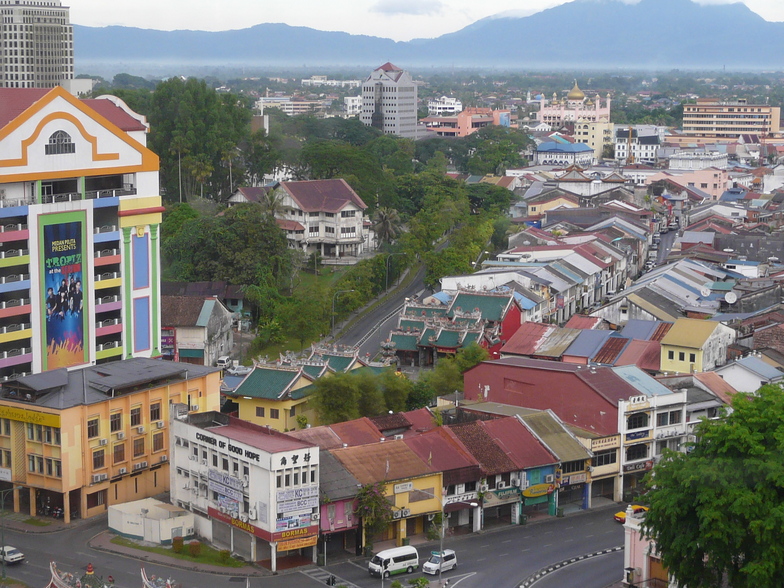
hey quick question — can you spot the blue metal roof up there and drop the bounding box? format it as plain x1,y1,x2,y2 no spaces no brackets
536,142,594,154
513,292,537,310
612,365,673,397
564,330,613,358
620,319,660,341
731,356,783,381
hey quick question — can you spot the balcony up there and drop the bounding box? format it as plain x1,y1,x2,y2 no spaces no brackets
96,318,121,329
96,294,121,306
0,223,27,233
95,271,121,282
0,248,29,259
0,274,29,284
0,198,34,209
0,347,32,369
95,248,120,258
94,224,118,234
41,192,80,205
96,341,121,351
85,187,137,199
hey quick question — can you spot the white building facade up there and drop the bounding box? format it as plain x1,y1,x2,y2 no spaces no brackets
0,0,73,88
427,96,462,116
170,412,319,572
360,62,418,139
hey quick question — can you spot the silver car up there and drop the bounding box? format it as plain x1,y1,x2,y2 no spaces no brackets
422,549,457,575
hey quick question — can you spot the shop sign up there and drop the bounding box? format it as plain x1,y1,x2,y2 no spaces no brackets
522,483,555,498
394,481,414,494
275,512,311,532
563,473,587,486
0,406,59,428
278,496,319,513
591,435,620,451
208,480,243,502
483,487,521,507
0,469,10,482
277,535,318,552
277,486,318,502
209,506,318,543
444,492,478,505
626,430,650,442
209,469,244,491
623,460,653,473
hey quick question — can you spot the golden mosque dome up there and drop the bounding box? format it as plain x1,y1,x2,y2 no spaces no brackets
567,80,585,101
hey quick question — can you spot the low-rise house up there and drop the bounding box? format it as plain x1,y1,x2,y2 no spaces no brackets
713,354,783,392
660,318,736,373
161,296,234,366
317,450,361,558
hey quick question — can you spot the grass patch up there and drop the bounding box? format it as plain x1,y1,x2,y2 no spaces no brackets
0,579,31,588
110,536,246,568
23,517,50,526
298,265,347,290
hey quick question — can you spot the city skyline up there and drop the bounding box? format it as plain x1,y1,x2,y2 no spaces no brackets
67,0,784,43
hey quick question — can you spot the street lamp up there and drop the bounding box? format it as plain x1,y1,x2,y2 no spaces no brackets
331,289,355,337
0,486,21,581
435,499,477,586
385,252,406,292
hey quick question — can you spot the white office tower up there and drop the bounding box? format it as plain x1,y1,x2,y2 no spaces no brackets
360,62,417,139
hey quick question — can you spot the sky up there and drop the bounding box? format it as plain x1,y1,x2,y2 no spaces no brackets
67,0,784,42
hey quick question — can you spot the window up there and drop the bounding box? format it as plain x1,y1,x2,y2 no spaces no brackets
0,419,10,436
44,130,75,155
678,352,685,362
625,443,648,461
256,407,265,418
276,474,282,488
26,423,42,441
133,437,145,458
153,432,164,452
290,406,296,417
627,412,649,430
309,225,319,234
113,442,125,464
86,490,106,509
110,412,122,432
130,406,142,427
93,450,105,470
667,350,674,360
689,353,696,363
341,210,356,218
150,402,161,422
561,460,584,474
592,449,617,467
270,409,280,419
222,458,229,472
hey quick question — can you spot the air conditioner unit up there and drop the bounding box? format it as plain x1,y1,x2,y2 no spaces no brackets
137,426,145,434
117,432,125,440
98,438,108,446
157,421,165,429
312,513,320,521
393,510,402,520
91,474,102,484
160,455,168,462
587,466,594,472
510,477,520,487
191,486,198,494
201,459,207,466
191,405,199,411
188,455,195,461
219,506,228,514
394,434,403,440
479,484,489,492
133,463,143,471
248,509,257,521
141,461,148,468
240,514,248,523
401,508,411,517
119,467,128,475
545,474,555,483
183,484,190,490
497,482,507,490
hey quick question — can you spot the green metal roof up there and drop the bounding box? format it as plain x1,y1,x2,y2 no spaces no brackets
399,319,425,331
391,333,419,352
322,354,355,373
290,383,316,400
448,293,511,322
234,366,300,400
408,307,448,318
353,365,392,377
434,330,462,348
302,364,328,378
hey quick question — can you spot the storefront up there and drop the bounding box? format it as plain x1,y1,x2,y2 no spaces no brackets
521,483,557,517
558,473,588,510
622,460,653,501
483,486,523,525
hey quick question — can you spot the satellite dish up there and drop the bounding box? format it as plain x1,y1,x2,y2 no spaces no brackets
700,286,711,297
725,292,738,304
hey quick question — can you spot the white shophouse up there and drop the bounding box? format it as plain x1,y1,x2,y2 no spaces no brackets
170,411,319,572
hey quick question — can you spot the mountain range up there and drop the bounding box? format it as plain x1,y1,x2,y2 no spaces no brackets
74,0,784,73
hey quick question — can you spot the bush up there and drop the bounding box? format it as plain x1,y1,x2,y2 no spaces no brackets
219,549,231,563
172,536,184,553
188,540,202,557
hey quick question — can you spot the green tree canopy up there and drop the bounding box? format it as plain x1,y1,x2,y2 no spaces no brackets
643,384,784,588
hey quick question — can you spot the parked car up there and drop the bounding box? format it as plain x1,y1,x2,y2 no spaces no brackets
422,549,458,575
0,546,24,564
215,356,231,368
226,365,252,376
614,505,649,523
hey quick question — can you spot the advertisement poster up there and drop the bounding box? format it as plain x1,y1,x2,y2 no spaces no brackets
40,212,88,370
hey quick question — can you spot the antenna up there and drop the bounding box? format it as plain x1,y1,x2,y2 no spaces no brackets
700,286,711,298
725,292,737,304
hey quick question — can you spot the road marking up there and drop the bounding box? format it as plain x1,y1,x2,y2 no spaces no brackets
498,553,509,557
521,548,530,552
502,539,512,543
347,560,367,572
586,534,595,538
476,558,487,562
480,544,490,548
449,572,477,586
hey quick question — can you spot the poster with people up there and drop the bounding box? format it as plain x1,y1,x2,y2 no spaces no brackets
41,213,87,370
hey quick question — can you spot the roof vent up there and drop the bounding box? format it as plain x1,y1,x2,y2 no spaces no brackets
380,437,385,442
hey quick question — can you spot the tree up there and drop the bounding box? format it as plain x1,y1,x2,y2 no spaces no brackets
378,370,412,413
454,342,490,373
372,207,402,245
356,482,393,551
406,380,436,410
310,372,362,424
643,385,784,588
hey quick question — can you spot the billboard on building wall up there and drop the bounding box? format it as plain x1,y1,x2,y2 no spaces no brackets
40,212,88,370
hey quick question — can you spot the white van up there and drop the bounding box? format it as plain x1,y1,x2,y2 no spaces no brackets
215,356,231,368
368,545,419,578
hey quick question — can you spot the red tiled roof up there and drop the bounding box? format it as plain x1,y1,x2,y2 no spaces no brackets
500,322,554,356
400,408,437,435
403,427,480,474
376,62,401,72
694,371,737,404
370,412,412,433
615,339,661,372
330,440,431,485
276,218,305,231
563,315,603,330
593,336,630,365
447,421,517,476
650,322,673,342
329,417,385,446
480,417,557,469
235,186,274,203
281,179,367,213
82,98,147,131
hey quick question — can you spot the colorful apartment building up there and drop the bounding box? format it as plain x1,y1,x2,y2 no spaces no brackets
0,86,164,380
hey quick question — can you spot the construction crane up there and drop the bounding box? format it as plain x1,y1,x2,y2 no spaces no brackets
626,126,635,165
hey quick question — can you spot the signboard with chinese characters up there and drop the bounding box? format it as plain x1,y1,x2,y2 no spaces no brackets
444,492,478,506
277,486,318,502
591,435,620,451
275,450,314,469
563,473,587,486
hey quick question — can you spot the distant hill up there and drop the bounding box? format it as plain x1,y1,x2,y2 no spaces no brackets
74,0,784,73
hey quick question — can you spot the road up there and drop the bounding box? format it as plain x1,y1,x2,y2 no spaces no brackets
656,228,678,265
6,508,624,588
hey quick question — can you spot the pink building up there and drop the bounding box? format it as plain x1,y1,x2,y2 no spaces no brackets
646,168,729,201
422,107,515,138
537,81,611,125
623,506,674,587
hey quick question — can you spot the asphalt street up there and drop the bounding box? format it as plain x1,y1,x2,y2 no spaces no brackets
656,227,678,265
3,507,624,588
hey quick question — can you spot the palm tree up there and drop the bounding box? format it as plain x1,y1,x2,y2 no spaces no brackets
372,207,402,245
190,155,214,200
261,189,285,218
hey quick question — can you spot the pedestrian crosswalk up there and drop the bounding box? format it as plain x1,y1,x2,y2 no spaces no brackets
301,568,361,587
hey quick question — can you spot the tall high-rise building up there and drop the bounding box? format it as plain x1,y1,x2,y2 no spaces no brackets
0,86,163,381
0,0,74,88
360,62,417,139
682,98,780,140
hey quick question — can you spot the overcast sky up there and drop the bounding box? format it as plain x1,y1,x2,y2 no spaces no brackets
67,0,784,42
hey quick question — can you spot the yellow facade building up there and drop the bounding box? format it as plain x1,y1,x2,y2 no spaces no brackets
0,358,219,522
660,318,735,374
